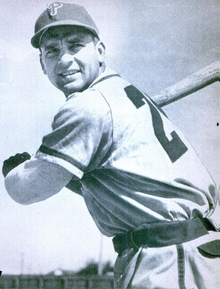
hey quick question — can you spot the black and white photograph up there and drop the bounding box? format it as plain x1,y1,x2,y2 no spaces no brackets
0,0,219,288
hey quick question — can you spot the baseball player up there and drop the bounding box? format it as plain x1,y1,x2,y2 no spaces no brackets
2,3,220,288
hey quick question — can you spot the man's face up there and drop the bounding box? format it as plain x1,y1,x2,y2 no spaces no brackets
40,26,105,97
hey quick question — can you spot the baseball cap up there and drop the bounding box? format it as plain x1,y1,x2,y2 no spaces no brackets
31,2,99,48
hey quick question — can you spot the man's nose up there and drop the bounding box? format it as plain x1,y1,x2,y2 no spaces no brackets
59,51,74,66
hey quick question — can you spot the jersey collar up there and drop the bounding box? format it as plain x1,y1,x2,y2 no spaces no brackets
89,67,121,88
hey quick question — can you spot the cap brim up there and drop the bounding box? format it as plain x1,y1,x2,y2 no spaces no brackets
31,20,99,48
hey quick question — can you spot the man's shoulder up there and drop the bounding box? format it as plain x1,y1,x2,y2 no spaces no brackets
57,88,111,123
58,67,132,118
67,87,108,108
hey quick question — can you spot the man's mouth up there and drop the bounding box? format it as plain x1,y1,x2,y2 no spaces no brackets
60,70,80,77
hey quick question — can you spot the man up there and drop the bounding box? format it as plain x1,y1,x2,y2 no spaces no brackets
3,2,219,288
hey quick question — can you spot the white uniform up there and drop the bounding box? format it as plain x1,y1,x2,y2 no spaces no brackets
6,67,220,288
37,67,216,233
35,67,219,288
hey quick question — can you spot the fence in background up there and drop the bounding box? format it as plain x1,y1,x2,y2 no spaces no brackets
0,275,114,289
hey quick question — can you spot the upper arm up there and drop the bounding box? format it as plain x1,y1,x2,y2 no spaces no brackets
35,90,112,178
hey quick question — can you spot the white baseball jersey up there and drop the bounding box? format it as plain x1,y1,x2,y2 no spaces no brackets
36,67,217,236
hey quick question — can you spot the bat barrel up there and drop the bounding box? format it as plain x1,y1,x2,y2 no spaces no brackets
152,61,220,107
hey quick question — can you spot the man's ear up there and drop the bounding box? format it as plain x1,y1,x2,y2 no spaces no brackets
96,41,106,64
40,54,47,75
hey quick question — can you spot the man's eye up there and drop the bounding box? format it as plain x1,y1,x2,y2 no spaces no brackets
70,44,83,51
46,48,59,57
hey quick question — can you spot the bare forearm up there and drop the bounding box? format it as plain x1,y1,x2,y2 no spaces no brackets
4,158,73,205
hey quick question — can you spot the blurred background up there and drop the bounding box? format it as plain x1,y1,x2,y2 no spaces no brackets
0,0,219,280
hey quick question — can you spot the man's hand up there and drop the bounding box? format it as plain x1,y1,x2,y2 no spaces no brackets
2,152,31,177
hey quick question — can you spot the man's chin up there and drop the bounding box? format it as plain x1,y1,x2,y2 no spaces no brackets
62,82,90,97
61,84,83,97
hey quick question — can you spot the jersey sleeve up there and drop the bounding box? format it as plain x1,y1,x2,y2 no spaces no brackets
35,89,112,179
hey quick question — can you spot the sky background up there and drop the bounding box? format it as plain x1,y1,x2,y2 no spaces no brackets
0,0,219,275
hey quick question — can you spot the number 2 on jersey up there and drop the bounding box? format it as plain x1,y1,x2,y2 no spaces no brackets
124,85,188,163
